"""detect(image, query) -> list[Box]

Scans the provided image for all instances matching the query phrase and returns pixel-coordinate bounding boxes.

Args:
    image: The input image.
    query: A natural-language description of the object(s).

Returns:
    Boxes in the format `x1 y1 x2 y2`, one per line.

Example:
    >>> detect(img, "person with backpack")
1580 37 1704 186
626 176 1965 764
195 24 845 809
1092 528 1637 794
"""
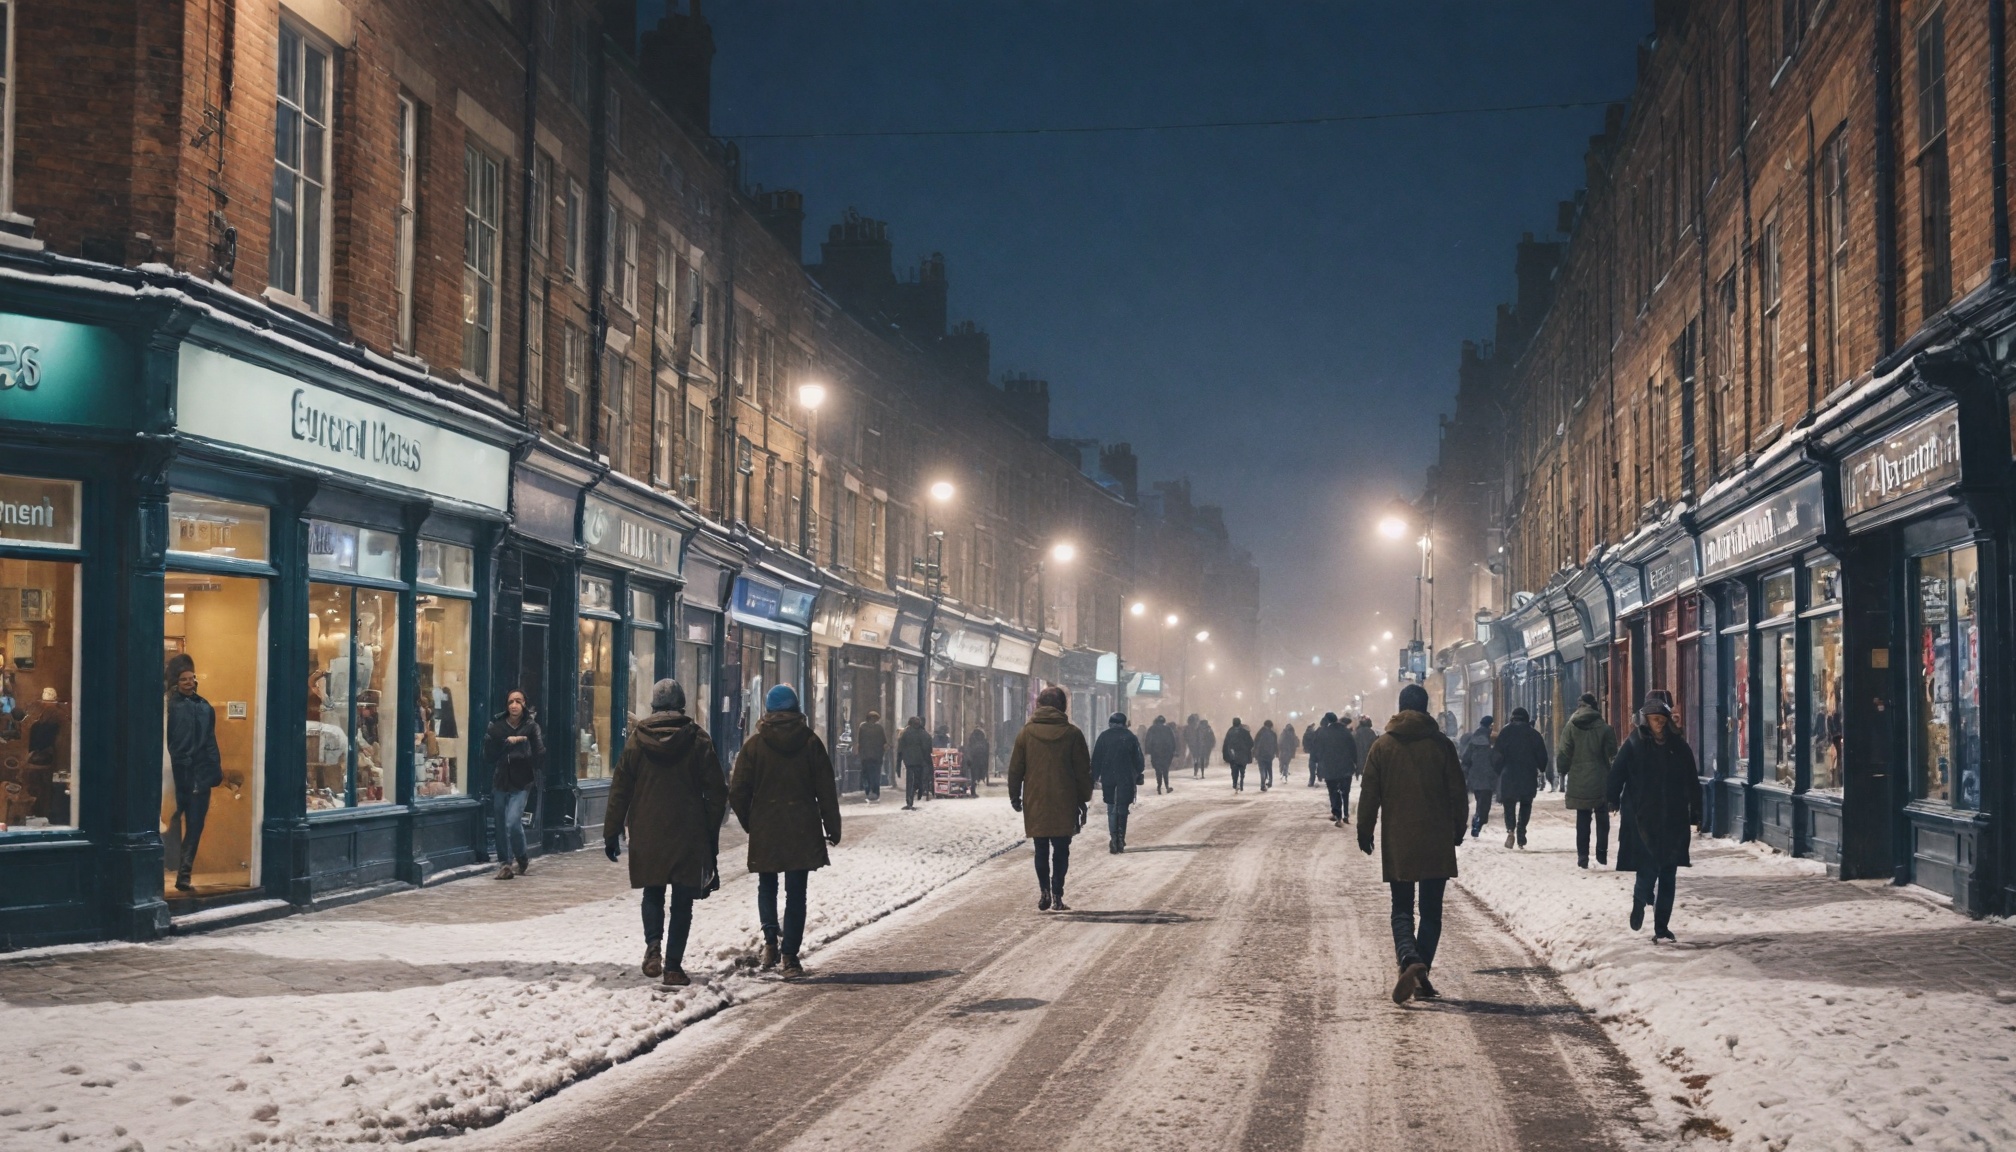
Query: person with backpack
604 680 724 987
729 684 843 976
1457 716 1499 839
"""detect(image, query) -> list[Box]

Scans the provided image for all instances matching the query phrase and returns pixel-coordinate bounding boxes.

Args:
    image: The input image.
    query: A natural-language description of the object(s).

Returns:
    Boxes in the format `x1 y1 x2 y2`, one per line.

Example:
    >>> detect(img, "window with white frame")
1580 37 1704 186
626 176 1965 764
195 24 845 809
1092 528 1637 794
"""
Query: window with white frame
462 143 503 382
606 85 622 153
271 21 333 310
394 95 419 352
529 149 552 256
604 352 630 471
526 279 547 419
653 379 674 486
562 322 586 437
687 263 708 359
605 202 638 313
683 399 708 502
652 239 673 335
563 177 584 280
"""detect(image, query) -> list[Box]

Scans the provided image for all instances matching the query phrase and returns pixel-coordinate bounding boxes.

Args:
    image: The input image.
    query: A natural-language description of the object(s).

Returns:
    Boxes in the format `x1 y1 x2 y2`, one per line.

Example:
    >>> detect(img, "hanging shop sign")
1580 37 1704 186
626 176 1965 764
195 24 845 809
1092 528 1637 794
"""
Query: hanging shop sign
1520 614 1556 658
849 601 897 650
810 590 856 645
177 344 511 510
1699 473 1826 580
0 474 80 550
1607 563 1646 617
1844 405 1962 521
1644 543 1698 602
0 313 141 429
893 608 930 655
1130 672 1164 696
990 634 1035 674
581 493 681 577
730 575 815 631
944 628 996 669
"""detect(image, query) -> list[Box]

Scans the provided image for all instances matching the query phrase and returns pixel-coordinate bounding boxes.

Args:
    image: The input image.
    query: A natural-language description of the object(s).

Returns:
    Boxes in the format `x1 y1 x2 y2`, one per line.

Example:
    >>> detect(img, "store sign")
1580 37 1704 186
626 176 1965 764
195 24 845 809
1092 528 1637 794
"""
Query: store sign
1096 651 1120 685
730 576 815 630
582 494 681 577
1700 474 1826 579
850 602 897 650
680 555 729 612
1644 544 1697 601
945 629 995 669
1607 564 1646 616
0 474 80 549
0 313 140 429
1844 405 1961 519
177 344 511 511
991 634 1035 674
1132 672 1163 696
1520 615 1555 656
512 471 576 546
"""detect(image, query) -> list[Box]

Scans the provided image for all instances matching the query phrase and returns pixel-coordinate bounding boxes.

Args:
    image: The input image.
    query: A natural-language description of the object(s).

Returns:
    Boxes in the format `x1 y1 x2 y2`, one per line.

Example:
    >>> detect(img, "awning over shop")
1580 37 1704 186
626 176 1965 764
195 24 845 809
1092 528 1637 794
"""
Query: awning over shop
1060 648 1101 685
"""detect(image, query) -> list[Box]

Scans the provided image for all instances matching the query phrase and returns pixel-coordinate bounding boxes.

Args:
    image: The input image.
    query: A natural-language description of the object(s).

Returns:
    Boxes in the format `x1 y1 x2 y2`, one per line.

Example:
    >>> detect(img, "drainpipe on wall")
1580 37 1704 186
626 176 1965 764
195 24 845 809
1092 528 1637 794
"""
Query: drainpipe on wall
585 18 610 460
1873 0 1900 355
515 8 541 423
1991 0 2011 275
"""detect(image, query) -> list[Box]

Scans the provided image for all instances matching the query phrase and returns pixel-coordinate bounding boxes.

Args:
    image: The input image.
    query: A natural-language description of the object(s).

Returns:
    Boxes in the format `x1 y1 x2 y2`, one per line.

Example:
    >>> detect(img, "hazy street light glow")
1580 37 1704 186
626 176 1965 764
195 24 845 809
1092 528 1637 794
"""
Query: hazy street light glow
1382 630 1393 641
1130 600 1146 616
1195 630 1209 642
1378 514 1408 540
1165 613 1179 627
1051 541 1077 563
797 381 828 410
928 480 955 502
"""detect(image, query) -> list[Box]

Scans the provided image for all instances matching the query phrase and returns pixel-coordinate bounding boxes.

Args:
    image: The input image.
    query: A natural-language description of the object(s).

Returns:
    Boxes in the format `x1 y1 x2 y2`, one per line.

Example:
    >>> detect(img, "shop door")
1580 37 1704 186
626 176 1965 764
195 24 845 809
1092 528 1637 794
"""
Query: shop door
162 574 267 895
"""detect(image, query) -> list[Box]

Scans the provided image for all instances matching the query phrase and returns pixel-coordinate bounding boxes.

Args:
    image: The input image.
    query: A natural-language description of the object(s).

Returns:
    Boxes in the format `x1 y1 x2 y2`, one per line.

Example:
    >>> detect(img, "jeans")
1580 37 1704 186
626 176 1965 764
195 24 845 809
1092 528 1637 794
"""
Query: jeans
1634 864 1677 930
641 883 700 963
1389 878 1447 970
1326 778 1352 821
860 757 883 800
1033 836 1072 898
1231 763 1247 789
494 787 530 863
1258 757 1274 789
1502 797 1532 844
172 786 212 874
1106 794 1130 842
1470 789 1495 833
758 870 810 957
1576 807 1611 863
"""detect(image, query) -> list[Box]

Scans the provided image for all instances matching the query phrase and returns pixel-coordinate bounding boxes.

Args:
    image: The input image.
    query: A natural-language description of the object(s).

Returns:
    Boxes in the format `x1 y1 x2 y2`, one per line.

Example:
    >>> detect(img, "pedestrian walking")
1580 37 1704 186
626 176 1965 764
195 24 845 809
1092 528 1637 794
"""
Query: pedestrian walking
1313 711 1360 825
1280 721 1299 787
897 715 932 810
1221 718 1254 791
1191 717 1216 779
1304 722 1322 786
1353 714 1377 772
482 688 545 881
855 711 888 802
1008 686 1094 912
1559 693 1619 867
165 655 223 893
1458 716 1498 838
728 684 843 976
604 679 725 987
1090 712 1144 853
1606 695 1702 943
1493 707 1547 849
962 724 991 793
1254 720 1278 791
1358 684 1468 1004
1144 715 1179 794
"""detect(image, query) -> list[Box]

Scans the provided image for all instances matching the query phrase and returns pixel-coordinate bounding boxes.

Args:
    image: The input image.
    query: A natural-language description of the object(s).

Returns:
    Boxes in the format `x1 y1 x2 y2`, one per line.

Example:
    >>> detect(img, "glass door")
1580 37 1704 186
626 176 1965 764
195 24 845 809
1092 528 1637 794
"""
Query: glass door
162 573 267 894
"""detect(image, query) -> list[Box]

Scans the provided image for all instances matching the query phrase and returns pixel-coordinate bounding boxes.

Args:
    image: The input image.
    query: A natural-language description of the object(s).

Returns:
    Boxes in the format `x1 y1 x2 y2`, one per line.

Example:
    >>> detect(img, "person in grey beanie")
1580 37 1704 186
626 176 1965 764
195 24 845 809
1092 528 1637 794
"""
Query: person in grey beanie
605 679 724 987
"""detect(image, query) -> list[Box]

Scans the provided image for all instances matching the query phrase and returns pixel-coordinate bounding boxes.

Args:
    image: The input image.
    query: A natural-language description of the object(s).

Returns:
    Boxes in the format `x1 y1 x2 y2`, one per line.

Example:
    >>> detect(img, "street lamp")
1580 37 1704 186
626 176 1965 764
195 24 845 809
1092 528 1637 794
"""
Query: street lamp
917 479 956 734
1051 541 1077 564
1131 600 1146 617
1195 630 1209 642
1376 504 1433 684
796 382 827 557
1165 613 1179 627
1378 514 1408 540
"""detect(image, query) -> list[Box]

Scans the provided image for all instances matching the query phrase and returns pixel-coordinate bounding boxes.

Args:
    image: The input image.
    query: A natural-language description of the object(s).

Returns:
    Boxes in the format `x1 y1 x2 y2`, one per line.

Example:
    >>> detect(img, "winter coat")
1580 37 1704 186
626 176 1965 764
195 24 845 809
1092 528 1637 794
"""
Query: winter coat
483 712 546 793
606 712 726 889
1557 706 1618 810
1280 725 1299 762
729 711 843 874
1606 725 1702 871
166 690 224 794
855 719 888 762
1457 726 1499 794
1357 711 1468 882
1091 722 1144 805
1191 722 1216 763
1221 723 1254 767
963 728 990 780
1312 720 1359 781
1492 720 1548 803
1253 725 1278 762
895 721 932 777
1143 719 1179 768
1007 706 1094 839
1302 725 1321 767
1353 719 1377 767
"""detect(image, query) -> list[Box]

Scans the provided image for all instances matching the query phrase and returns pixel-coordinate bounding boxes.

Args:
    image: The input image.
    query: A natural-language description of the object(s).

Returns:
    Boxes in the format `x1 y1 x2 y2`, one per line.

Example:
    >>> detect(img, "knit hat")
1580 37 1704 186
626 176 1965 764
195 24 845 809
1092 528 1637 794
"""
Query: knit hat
650 679 685 713
765 683 800 713
1398 684 1430 713
1510 707 1530 723
1108 712 1128 727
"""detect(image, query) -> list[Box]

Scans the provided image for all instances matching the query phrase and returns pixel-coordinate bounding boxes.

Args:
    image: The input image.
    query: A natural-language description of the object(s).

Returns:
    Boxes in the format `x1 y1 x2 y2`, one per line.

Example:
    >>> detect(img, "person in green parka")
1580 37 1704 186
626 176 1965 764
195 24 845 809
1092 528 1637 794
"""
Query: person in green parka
1008 686 1095 912
1557 692 1620 868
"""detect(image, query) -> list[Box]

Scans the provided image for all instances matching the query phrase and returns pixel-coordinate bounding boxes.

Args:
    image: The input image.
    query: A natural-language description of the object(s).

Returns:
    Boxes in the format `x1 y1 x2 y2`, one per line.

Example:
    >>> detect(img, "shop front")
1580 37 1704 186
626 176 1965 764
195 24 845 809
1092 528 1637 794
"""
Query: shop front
892 598 931 730
990 631 1037 771
833 596 896 792
725 570 817 751
930 616 997 750
1603 557 1648 735
1696 472 1830 859
677 547 733 764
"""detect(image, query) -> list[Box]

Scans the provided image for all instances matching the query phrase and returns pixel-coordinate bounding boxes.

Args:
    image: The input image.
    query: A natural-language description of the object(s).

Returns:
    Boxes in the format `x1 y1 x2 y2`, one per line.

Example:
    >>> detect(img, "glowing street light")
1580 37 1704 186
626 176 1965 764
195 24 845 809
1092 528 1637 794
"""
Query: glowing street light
1164 613 1179 627
1378 514 1408 540
928 480 955 503
1131 600 1147 617
1051 541 1077 564
797 381 828 410
1382 630 1393 641
1195 630 1210 642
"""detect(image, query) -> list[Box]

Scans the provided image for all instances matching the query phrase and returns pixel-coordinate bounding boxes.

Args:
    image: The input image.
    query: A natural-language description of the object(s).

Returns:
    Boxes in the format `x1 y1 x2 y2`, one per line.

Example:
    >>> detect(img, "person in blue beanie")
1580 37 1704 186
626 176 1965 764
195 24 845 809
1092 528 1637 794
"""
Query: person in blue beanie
728 683 841 975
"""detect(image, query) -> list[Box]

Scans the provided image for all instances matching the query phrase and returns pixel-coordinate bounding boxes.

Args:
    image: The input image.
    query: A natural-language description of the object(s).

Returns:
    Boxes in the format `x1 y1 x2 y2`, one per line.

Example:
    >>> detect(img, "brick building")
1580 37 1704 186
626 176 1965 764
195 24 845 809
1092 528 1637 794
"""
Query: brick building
1430 0 2016 916
0 0 1247 947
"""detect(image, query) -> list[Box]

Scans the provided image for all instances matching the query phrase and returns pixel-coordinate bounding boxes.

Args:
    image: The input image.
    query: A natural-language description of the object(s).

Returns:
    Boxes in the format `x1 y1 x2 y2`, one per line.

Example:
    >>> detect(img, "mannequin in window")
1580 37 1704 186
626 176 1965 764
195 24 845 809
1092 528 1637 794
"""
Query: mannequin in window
165 655 223 892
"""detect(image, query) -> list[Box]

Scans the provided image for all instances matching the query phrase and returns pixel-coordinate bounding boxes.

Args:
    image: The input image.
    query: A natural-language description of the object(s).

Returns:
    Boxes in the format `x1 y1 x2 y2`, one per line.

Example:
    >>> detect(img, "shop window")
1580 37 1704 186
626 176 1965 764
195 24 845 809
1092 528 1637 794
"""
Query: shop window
578 575 615 779
1728 627 1750 780
1914 545 1981 807
306 583 399 810
308 520 399 581
415 541 473 799
0 557 79 830
1761 625 1796 786
418 540 474 591
1808 613 1844 791
1762 571 1795 621
628 590 661 723
168 494 269 562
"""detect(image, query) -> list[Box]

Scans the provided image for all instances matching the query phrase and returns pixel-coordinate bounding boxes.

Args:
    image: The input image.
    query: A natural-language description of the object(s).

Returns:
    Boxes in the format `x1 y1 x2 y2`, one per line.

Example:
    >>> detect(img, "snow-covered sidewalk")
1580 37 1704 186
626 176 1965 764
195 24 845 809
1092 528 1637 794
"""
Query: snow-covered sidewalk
1456 803 2016 1151
0 795 1025 1151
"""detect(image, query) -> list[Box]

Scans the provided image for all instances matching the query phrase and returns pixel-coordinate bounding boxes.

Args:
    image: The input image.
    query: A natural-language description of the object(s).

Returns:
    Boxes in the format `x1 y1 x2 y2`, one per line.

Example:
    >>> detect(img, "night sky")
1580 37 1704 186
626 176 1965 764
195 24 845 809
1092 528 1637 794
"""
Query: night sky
676 2 1650 696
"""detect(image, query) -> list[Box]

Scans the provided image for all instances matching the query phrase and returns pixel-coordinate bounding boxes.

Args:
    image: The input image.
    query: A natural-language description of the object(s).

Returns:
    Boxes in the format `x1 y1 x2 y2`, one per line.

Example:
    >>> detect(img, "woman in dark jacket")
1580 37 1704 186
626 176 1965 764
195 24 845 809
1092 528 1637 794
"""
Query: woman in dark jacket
483 690 546 879
962 725 991 792
1492 708 1548 850
1606 696 1703 942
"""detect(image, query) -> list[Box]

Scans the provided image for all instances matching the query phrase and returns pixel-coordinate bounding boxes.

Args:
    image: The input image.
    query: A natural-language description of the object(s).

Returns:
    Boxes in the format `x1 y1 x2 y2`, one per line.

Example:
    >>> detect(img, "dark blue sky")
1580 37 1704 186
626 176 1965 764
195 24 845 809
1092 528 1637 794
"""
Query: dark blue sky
688 1 1649 688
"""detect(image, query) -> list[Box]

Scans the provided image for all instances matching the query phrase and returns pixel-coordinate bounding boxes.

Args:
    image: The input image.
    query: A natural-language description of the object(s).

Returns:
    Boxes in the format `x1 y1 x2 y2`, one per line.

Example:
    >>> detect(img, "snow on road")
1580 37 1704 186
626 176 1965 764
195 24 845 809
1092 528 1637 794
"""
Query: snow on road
0 796 1024 1151
1454 804 2016 1151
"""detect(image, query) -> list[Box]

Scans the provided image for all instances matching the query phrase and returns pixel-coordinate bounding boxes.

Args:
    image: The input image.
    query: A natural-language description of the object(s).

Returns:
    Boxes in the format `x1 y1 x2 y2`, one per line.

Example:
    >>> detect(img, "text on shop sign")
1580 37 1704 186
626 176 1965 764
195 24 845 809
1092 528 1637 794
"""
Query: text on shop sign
290 388 423 472
1700 474 1825 579
1844 406 1960 518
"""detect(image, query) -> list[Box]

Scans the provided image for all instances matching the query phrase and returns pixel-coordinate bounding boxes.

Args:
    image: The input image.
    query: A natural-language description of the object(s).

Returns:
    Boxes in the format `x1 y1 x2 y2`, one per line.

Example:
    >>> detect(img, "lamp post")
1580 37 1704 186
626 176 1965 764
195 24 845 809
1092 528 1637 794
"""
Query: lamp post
1378 508 1434 684
796 381 827 558
916 480 954 734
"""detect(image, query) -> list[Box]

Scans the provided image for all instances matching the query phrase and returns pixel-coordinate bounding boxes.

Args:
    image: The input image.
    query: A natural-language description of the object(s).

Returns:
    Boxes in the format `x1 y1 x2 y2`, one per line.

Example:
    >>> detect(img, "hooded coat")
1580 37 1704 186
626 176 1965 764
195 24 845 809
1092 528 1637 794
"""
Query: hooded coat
1253 724 1278 762
1492 719 1548 803
1280 724 1299 763
1357 711 1468 882
1557 705 1619 810
1143 718 1179 768
605 712 725 889
1458 725 1499 793
1353 717 1377 766
1221 723 1254 767
1606 724 1702 871
1007 706 1095 838
963 727 991 782
1090 720 1144 804
1312 718 1359 781
1191 720 1216 763
729 711 843 874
